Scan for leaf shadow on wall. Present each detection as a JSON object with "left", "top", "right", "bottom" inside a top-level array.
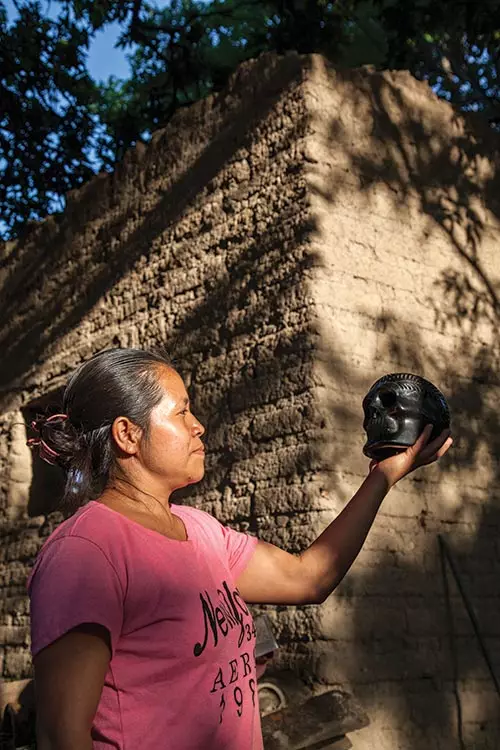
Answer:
[
  {"left": 0, "top": 52, "right": 325, "bottom": 696},
  {"left": 0, "top": 52, "right": 307, "bottom": 411},
  {"left": 2, "top": 54, "right": 500, "bottom": 750},
  {"left": 306, "top": 63, "right": 500, "bottom": 750}
]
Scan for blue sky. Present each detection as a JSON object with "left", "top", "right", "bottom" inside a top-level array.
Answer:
[
  {"left": 1, "top": 0, "right": 133, "bottom": 236},
  {"left": 5, "top": 0, "right": 132, "bottom": 81},
  {"left": 86, "top": 22, "right": 132, "bottom": 82}
]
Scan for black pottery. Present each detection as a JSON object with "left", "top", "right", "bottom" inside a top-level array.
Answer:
[{"left": 362, "top": 373, "right": 450, "bottom": 461}]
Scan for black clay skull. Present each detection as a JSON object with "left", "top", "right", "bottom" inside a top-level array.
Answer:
[{"left": 362, "top": 373, "right": 450, "bottom": 461}]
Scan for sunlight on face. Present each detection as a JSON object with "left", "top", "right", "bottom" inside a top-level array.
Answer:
[{"left": 139, "top": 367, "right": 206, "bottom": 492}]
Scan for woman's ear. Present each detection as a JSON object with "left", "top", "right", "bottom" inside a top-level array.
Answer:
[{"left": 111, "top": 417, "right": 143, "bottom": 456}]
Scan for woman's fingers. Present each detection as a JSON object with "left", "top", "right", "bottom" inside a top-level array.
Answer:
[
  {"left": 367, "top": 426, "right": 452, "bottom": 486},
  {"left": 423, "top": 428, "right": 451, "bottom": 453},
  {"left": 436, "top": 435, "right": 453, "bottom": 458},
  {"left": 417, "top": 433, "right": 453, "bottom": 466},
  {"left": 410, "top": 424, "right": 433, "bottom": 455}
]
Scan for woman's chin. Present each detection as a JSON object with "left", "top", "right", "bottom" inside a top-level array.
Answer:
[{"left": 187, "top": 467, "right": 205, "bottom": 485}]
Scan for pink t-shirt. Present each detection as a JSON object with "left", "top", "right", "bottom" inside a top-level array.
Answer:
[{"left": 27, "top": 501, "right": 262, "bottom": 750}]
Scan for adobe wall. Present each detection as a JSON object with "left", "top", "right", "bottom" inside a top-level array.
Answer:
[
  {"left": 1, "top": 52, "right": 500, "bottom": 750},
  {"left": 301, "top": 58, "right": 500, "bottom": 750},
  {"left": 0, "top": 49, "right": 317, "bottom": 695}
]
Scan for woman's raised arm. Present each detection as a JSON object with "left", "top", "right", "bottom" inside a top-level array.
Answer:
[{"left": 236, "top": 426, "right": 452, "bottom": 605}]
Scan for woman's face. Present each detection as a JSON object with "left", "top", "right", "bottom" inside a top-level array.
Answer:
[{"left": 138, "top": 366, "right": 206, "bottom": 492}]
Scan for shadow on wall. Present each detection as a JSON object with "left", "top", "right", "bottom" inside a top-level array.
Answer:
[
  {"left": 164, "top": 221, "right": 319, "bottom": 526},
  {"left": 1, "top": 54, "right": 500, "bottom": 748},
  {"left": 0, "top": 52, "right": 308, "bottom": 409},
  {"left": 175, "top": 63, "right": 500, "bottom": 750},
  {"left": 0, "top": 679, "right": 35, "bottom": 748},
  {"left": 306, "top": 64, "right": 500, "bottom": 750},
  {"left": 316, "top": 316, "right": 500, "bottom": 750}
]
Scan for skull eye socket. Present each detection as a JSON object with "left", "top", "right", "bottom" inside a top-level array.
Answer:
[{"left": 379, "top": 390, "right": 397, "bottom": 409}]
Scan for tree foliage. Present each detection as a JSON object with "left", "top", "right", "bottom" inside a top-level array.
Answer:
[
  {"left": 2, "top": 0, "right": 500, "bottom": 238},
  {"left": 0, "top": 1, "right": 97, "bottom": 236}
]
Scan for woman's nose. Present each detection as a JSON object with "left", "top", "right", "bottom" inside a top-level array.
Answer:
[{"left": 192, "top": 415, "right": 205, "bottom": 436}]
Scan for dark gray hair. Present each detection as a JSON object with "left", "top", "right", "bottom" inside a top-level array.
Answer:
[{"left": 31, "top": 348, "right": 172, "bottom": 511}]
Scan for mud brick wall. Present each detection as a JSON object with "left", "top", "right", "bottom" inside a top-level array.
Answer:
[
  {"left": 1, "top": 53, "right": 500, "bottom": 750},
  {"left": 302, "top": 61, "right": 500, "bottom": 750},
  {"left": 0, "top": 50, "right": 317, "bottom": 685}
]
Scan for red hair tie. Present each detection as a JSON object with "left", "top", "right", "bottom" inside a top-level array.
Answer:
[{"left": 27, "top": 413, "right": 68, "bottom": 466}]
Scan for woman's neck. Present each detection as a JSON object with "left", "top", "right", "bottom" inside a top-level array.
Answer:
[
  {"left": 108, "top": 471, "right": 171, "bottom": 506},
  {"left": 99, "top": 481, "right": 185, "bottom": 540},
  {"left": 102, "top": 476, "right": 172, "bottom": 519}
]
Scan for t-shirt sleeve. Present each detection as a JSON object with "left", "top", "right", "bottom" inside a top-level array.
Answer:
[
  {"left": 220, "top": 524, "right": 258, "bottom": 580},
  {"left": 28, "top": 535, "right": 124, "bottom": 658}
]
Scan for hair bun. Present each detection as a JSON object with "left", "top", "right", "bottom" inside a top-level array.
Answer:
[{"left": 27, "top": 413, "right": 79, "bottom": 467}]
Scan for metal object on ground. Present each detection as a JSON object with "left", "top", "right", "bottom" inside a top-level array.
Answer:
[
  {"left": 258, "top": 681, "right": 287, "bottom": 717},
  {"left": 255, "top": 614, "right": 280, "bottom": 659}
]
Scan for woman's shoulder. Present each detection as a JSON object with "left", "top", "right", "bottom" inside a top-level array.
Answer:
[
  {"left": 173, "top": 503, "right": 211, "bottom": 520},
  {"left": 174, "top": 503, "right": 228, "bottom": 541},
  {"left": 27, "top": 502, "right": 127, "bottom": 592},
  {"left": 173, "top": 503, "right": 222, "bottom": 529},
  {"left": 173, "top": 504, "right": 250, "bottom": 546},
  {"left": 36, "top": 501, "right": 124, "bottom": 557}
]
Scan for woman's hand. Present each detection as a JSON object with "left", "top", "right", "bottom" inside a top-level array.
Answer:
[{"left": 369, "top": 425, "right": 453, "bottom": 488}]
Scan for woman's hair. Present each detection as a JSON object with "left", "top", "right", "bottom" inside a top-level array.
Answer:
[{"left": 29, "top": 348, "right": 172, "bottom": 511}]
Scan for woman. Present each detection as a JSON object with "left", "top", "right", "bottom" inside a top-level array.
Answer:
[{"left": 27, "top": 348, "right": 452, "bottom": 750}]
